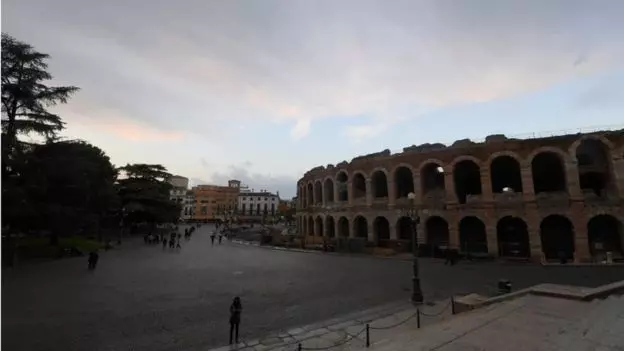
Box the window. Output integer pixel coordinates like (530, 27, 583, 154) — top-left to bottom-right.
(242, 197, 246, 200)
(200, 206, 207, 215)
(264, 197, 268, 201)
(242, 204, 246, 213)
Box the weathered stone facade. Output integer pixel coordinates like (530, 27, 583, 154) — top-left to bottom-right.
(295, 131, 624, 263)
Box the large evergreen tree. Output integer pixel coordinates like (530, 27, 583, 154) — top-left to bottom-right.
(1, 33, 79, 171)
(117, 164, 181, 226)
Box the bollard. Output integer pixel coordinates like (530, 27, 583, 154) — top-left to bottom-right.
(366, 323, 370, 348)
(451, 296, 456, 315)
(416, 308, 421, 329)
(298, 343, 302, 351)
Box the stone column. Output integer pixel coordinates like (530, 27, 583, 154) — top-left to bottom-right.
(612, 155, 624, 198)
(413, 175, 423, 205)
(347, 181, 354, 206)
(480, 167, 493, 202)
(387, 180, 396, 207)
(366, 178, 373, 206)
(448, 221, 459, 250)
(571, 204, 590, 263)
(367, 217, 375, 242)
(521, 164, 535, 202)
(444, 170, 457, 204)
(484, 209, 498, 256)
(389, 219, 398, 240)
(525, 206, 542, 263)
(333, 181, 339, 204)
(565, 162, 582, 200)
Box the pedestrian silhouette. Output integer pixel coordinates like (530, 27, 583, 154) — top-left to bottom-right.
(229, 296, 242, 345)
(211, 233, 216, 246)
(87, 250, 99, 270)
(218, 233, 223, 245)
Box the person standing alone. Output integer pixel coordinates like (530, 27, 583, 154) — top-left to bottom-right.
(229, 296, 242, 345)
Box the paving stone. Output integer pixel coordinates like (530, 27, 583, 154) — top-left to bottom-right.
(327, 320, 358, 331)
(294, 327, 330, 341)
(286, 328, 305, 336)
(259, 337, 283, 346)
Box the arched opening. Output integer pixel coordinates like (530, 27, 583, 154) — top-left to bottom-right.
(307, 183, 314, 206)
(453, 160, 482, 204)
(540, 215, 574, 261)
(373, 216, 390, 247)
(353, 173, 367, 199)
(324, 179, 335, 203)
(315, 216, 323, 237)
(325, 216, 335, 238)
(587, 215, 624, 260)
(336, 171, 349, 202)
(421, 163, 445, 196)
(531, 152, 566, 194)
(497, 217, 530, 258)
(354, 216, 368, 239)
(314, 181, 322, 205)
(307, 217, 314, 236)
(371, 170, 388, 198)
(394, 167, 415, 199)
(490, 156, 523, 193)
(576, 139, 613, 197)
(425, 216, 449, 257)
(338, 217, 349, 238)
(459, 216, 488, 255)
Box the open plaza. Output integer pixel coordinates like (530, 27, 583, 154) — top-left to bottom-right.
(2, 224, 623, 351)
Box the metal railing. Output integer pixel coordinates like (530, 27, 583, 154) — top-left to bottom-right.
(288, 297, 457, 351)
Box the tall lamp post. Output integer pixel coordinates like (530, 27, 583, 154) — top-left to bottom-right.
(405, 192, 424, 304)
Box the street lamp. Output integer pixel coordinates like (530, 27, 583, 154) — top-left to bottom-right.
(405, 192, 424, 304)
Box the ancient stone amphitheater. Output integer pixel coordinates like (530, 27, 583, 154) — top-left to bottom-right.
(296, 130, 624, 263)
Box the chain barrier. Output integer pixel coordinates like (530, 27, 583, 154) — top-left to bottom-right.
(293, 297, 457, 350)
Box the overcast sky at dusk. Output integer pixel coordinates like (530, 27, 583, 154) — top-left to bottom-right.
(3, 0, 624, 198)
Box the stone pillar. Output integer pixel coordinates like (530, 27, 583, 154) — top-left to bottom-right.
(612, 155, 624, 198)
(366, 178, 373, 206)
(571, 204, 590, 263)
(387, 180, 396, 207)
(484, 209, 498, 256)
(413, 175, 423, 205)
(480, 167, 493, 202)
(333, 181, 340, 204)
(347, 181, 354, 206)
(389, 219, 398, 240)
(444, 170, 457, 204)
(367, 217, 374, 242)
(521, 164, 535, 202)
(448, 221, 459, 250)
(565, 162, 582, 200)
(525, 206, 542, 263)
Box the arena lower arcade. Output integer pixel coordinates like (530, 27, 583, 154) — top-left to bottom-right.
(296, 130, 624, 263)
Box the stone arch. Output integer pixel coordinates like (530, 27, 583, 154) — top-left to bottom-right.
(371, 168, 389, 198)
(453, 159, 483, 204)
(315, 215, 324, 237)
(336, 170, 349, 202)
(393, 165, 415, 199)
(458, 216, 488, 254)
(531, 151, 567, 194)
(540, 214, 575, 261)
(314, 181, 323, 205)
(325, 215, 336, 238)
(307, 216, 314, 236)
(353, 215, 368, 239)
(324, 177, 335, 203)
(425, 216, 449, 257)
(490, 154, 523, 193)
(574, 137, 615, 196)
(420, 160, 445, 197)
(496, 216, 530, 258)
(568, 134, 615, 157)
(373, 216, 391, 247)
(337, 216, 349, 238)
(587, 214, 624, 260)
(306, 182, 314, 206)
(449, 155, 482, 168)
(352, 172, 367, 199)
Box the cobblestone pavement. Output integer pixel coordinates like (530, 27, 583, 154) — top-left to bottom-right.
(2, 224, 623, 351)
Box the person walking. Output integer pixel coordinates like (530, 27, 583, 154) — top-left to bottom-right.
(229, 296, 242, 345)
(87, 250, 99, 270)
(218, 232, 223, 245)
(210, 232, 216, 246)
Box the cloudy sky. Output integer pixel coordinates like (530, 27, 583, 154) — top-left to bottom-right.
(3, 0, 624, 198)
